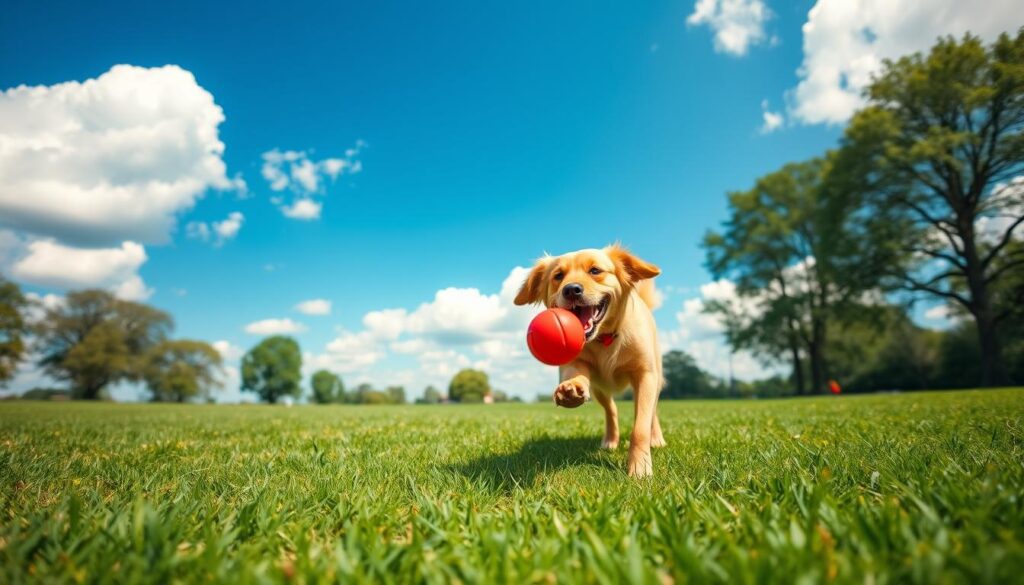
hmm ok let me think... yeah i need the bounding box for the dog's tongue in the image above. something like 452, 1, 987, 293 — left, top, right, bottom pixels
575, 305, 596, 331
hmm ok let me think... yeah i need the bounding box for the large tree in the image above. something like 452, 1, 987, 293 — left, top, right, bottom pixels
310, 369, 344, 404
840, 30, 1024, 386
241, 336, 302, 403
0, 276, 28, 387
34, 290, 172, 399
704, 156, 897, 394
143, 339, 223, 402
448, 368, 490, 403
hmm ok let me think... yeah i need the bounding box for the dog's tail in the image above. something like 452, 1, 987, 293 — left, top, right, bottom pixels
636, 279, 662, 310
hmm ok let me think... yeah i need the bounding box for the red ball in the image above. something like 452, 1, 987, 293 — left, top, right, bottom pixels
526, 308, 585, 366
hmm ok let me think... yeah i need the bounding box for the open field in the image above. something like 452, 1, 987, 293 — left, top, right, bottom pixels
1, 390, 1023, 584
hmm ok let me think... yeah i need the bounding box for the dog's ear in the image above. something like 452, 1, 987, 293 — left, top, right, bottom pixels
514, 258, 552, 305
607, 244, 660, 283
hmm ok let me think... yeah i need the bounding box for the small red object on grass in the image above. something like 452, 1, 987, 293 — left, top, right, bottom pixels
829, 379, 842, 394
526, 308, 585, 366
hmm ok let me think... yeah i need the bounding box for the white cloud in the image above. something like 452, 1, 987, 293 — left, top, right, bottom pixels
660, 279, 781, 381
0, 64, 244, 246
295, 298, 332, 316
261, 141, 364, 220
11, 239, 152, 300
281, 198, 322, 220
977, 176, 1024, 245
305, 266, 552, 399
213, 340, 244, 361
687, 0, 773, 57
186, 211, 244, 247
244, 318, 307, 335
760, 99, 783, 133
789, 0, 1023, 125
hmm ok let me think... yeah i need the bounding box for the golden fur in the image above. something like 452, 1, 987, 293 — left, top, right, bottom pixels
514, 245, 665, 477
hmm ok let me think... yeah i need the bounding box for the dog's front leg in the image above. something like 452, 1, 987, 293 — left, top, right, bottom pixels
554, 363, 590, 408
627, 371, 659, 477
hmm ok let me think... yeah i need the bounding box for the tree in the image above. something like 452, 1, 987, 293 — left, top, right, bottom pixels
310, 370, 344, 404
386, 385, 406, 404
704, 158, 892, 394
419, 385, 443, 404
839, 30, 1024, 386
241, 336, 302, 404
0, 276, 28, 387
144, 340, 223, 402
661, 350, 720, 398
34, 290, 172, 399
448, 368, 490, 403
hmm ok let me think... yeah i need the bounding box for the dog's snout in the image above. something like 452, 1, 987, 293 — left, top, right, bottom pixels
562, 283, 584, 300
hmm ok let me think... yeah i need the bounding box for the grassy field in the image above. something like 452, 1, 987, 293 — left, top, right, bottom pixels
1, 390, 1023, 584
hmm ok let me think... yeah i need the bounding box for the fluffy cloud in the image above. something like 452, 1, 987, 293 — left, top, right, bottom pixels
977, 176, 1024, 245
11, 239, 152, 300
0, 64, 244, 246
305, 266, 552, 398
244, 318, 307, 335
280, 199, 322, 220
295, 298, 332, 316
186, 211, 244, 246
687, 0, 774, 57
212, 340, 244, 361
789, 0, 1022, 125
760, 99, 783, 133
660, 279, 780, 381
261, 142, 364, 220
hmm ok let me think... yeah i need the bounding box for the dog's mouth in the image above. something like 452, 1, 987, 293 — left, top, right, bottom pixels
569, 296, 609, 340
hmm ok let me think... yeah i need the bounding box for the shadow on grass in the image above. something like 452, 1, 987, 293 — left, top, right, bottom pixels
453, 435, 618, 493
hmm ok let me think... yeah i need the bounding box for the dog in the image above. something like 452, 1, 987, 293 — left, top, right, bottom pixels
514, 245, 664, 477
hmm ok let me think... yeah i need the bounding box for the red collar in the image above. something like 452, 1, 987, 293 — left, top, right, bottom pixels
597, 333, 617, 347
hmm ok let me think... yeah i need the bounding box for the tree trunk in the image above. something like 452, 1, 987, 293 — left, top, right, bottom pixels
962, 225, 1008, 387
809, 317, 827, 394
788, 335, 806, 395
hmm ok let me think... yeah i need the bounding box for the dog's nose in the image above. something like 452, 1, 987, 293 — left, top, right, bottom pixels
562, 283, 584, 300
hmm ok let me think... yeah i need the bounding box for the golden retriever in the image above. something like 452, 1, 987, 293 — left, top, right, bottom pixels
514, 244, 664, 477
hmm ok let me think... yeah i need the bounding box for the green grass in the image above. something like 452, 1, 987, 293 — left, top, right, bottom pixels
1, 390, 1023, 584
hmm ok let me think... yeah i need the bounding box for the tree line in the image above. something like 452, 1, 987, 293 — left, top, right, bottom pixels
702, 31, 1024, 394
0, 285, 522, 404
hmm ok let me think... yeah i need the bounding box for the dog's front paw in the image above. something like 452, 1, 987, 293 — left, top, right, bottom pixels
553, 378, 589, 408
626, 447, 653, 478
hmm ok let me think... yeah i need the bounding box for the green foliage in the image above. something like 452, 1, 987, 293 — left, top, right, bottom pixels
1, 391, 1022, 582
418, 385, 443, 404
840, 29, 1024, 386
386, 385, 406, 405
662, 350, 722, 398
0, 276, 28, 386
19, 388, 70, 401
33, 289, 173, 399
240, 336, 302, 404
341, 382, 404, 405
448, 368, 490, 403
143, 339, 223, 402
310, 370, 344, 404
703, 158, 891, 395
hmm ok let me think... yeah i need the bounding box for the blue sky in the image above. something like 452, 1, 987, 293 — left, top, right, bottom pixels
2, 0, 1016, 400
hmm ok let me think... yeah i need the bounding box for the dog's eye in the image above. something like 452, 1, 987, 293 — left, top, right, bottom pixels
589, 267, 602, 275
553, 271, 565, 281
